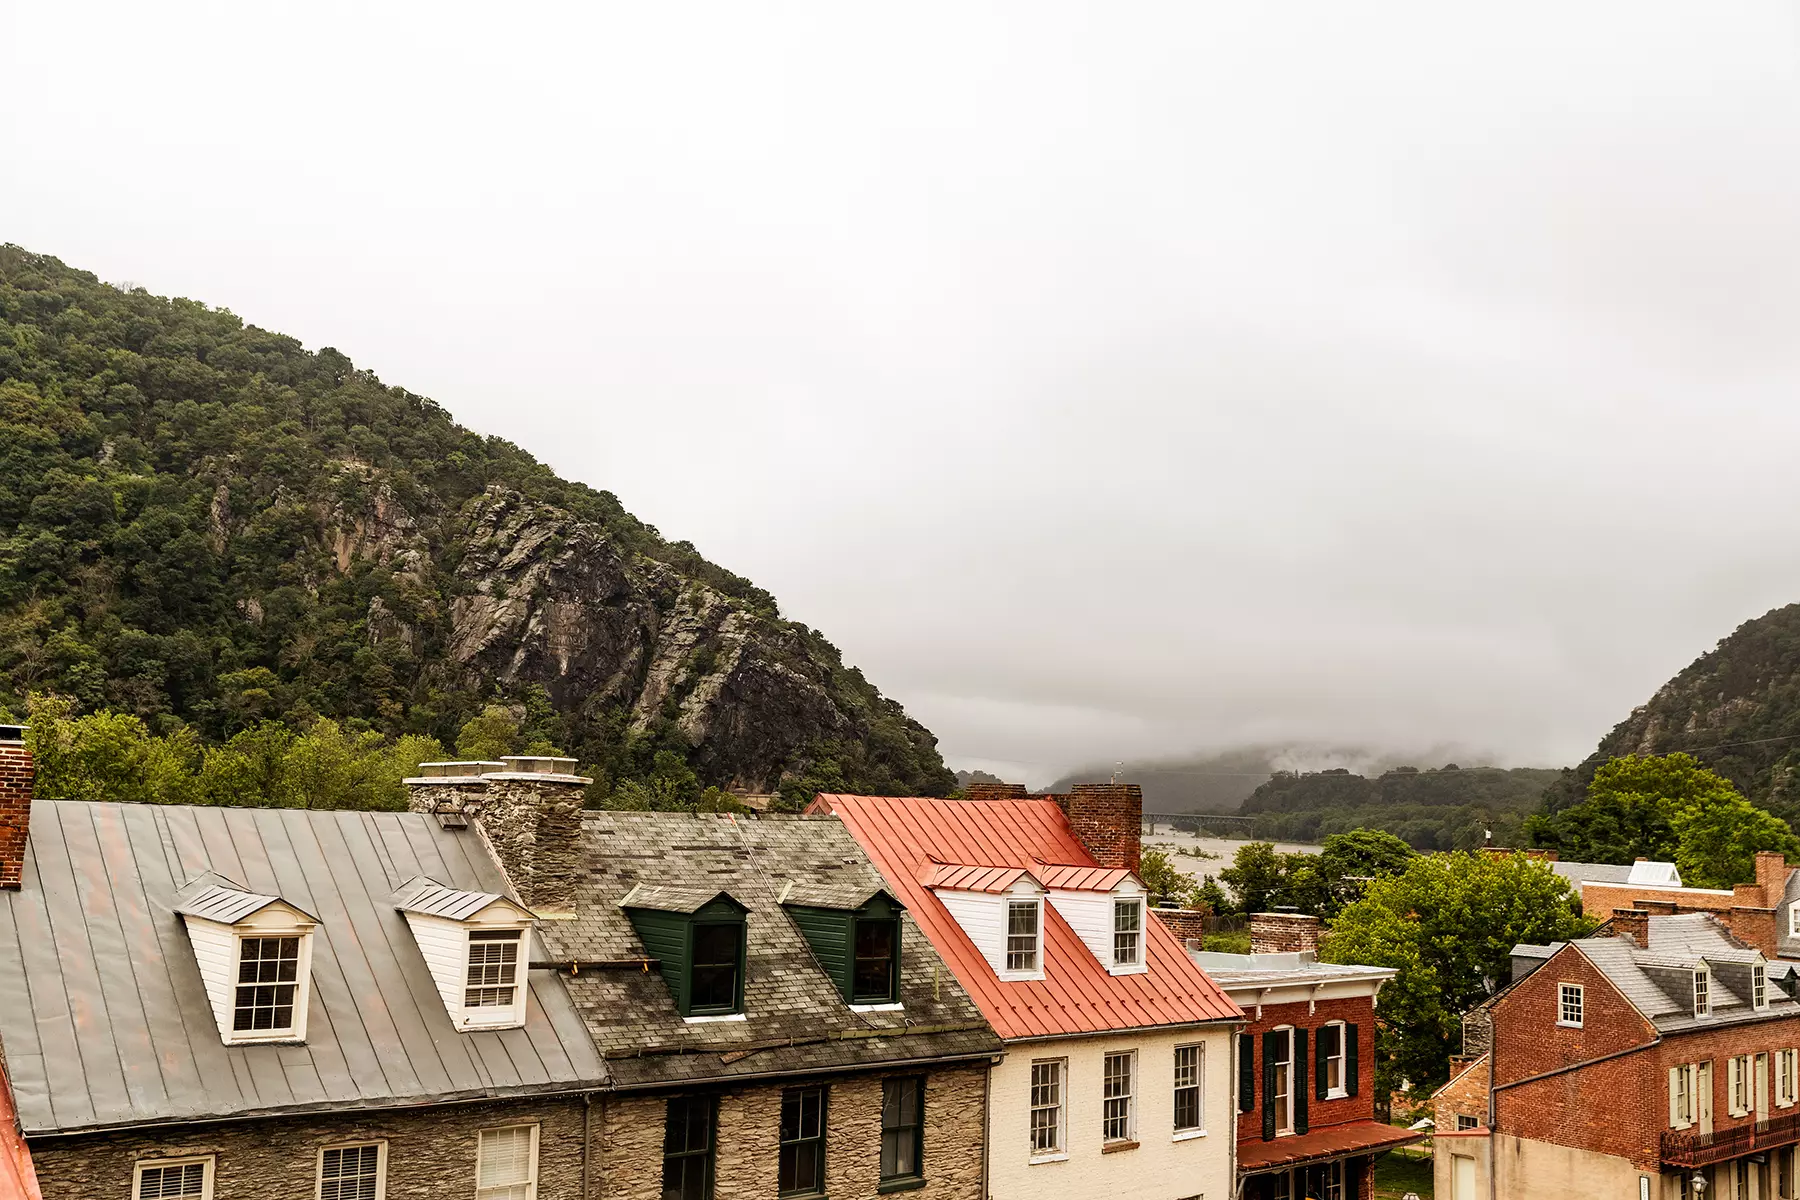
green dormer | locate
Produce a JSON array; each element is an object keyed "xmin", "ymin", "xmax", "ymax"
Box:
[
  {"xmin": 620, "ymin": 885, "xmax": 749, "ymax": 1017},
  {"xmin": 780, "ymin": 883, "xmax": 905, "ymax": 1006}
]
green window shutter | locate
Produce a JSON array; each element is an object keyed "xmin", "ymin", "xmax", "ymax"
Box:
[
  {"xmin": 1294, "ymin": 1028, "xmax": 1309, "ymax": 1135},
  {"xmin": 625, "ymin": 909, "xmax": 694, "ymax": 1013},
  {"xmin": 1261, "ymin": 1031, "xmax": 1278, "ymax": 1141},
  {"xmin": 1238, "ymin": 1034, "xmax": 1255, "ymax": 1114},
  {"xmin": 787, "ymin": 906, "xmax": 854, "ymax": 998},
  {"xmin": 1346, "ymin": 1022, "xmax": 1360, "ymax": 1098}
]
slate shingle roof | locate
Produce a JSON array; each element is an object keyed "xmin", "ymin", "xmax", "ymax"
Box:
[
  {"xmin": 539, "ymin": 812, "xmax": 1001, "ymax": 1090},
  {"xmin": 0, "ymin": 800, "xmax": 606, "ymax": 1135}
]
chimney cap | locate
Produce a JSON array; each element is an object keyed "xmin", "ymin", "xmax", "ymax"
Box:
[
  {"xmin": 0, "ymin": 724, "xmax": 25, "ymax": 744},
  {"xmin": 415, "ymin": 761, "xmax": 506, "ymax": 779}
]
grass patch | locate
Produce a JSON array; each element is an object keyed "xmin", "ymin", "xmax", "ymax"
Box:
[{"xmin": 1372, "ymin": 1147, "xmax": 1434, "ymax": 1199}]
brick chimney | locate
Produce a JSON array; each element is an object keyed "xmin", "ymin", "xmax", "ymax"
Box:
[
  {"xmin": 1062, "ymin": 783, "xmax": 1142, "ymax": 874},
  {"xmin": 1756, "ymin": 851, "xmax": 1792, "ymax": 906},
  {"xmin": 965, "ymin": 783, "xmax": 1030, "ymax": 802},
  {"xmin": 405, "ymin": 757, "xmax": 590, "ymax": 917},
  {"xmin": 1611, "ymin": 907, "xmax": 1649, "ymax": 949},
  {"xmin": 0, "ymin": 725, "xmax": 31, "ymax": 890},
  {"xmin": 1250, "ymin": 911, "xmax": 1321, "ymax": 955}
]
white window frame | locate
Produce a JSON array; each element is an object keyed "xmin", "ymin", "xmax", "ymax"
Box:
[
  {"xmin": 1730, "ymin": 1055, "xmax": 1753, "ymax": 1118},
  {"xmin": 1102, "ymin": 1049, "xmax": 1137, "ymax": 1144},
  {"xmin": 134, "ymin": 1156, "xmax": 215, "ymax": 1200},
  {"xmin": 461, "ymin": 926, "xmax": 529, "ymax": 1029},
  {"xmin": 1322, "ymin": 1020, "xmax": 1348, "ymax": 1098},
  {"xmin": 1755, "ymin": 963, "xmax": 1770, "ymax": 1012},
  {"xmin": 1671, "ymin": 1063, "xmax": 1696, "ymax": 1129},
  {"xmin": 1270, "ymin": 1026, "xmax": 1295, "ymax": 1136},
  {"xmin": 1003, "ymin": 898, "xmax": 1043, "ymax": 978},
  {"xmin": 1779, "ymin": 1049, "xmax": 1799, "ymax": 1109},
  {"xmin": 1694, "ymin": 967, "xmax": 1710, "ymax": 1018},
  {"xmin": 317, "ymin": 1141, "xmax": 387, "ymax": 1200},
  {"xmin": 1028, "ymin": 1058, "xmax": 1067, "ymax": 1161},
  {"xmin": 1172, "ymin": 1042, "xmax": 1205, "ymax": 1136},
  {"xmin": 227, "ymin": 929, "xmax": 313, "ymax": 1044},
  {"xmin": 1557, "ymin": 983, "xmax": 1584, "ymax": 1029},
  {"xmin": 1790, "ymin": 903, "xmax": 1800, "ymax": 938},
  {"xmin": 1111, "ymin": 897, "xmax": 1143, "ymax": 969},
  {"xmin": 475, "ymin": 1124, "xmax": 539, "ymax": 1200}
]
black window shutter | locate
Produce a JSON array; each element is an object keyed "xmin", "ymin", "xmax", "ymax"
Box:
[
  {"xmin": 1315, "ymin": 1025, "xmax": 1329, "ymax": 1101},
  {"xmin": 1347, "ymin": 1022, "xmax": 1360, "ymax": 1098},
  {"xmin": 1261, "ymin": 1031, "xmax": 1278, "ymax": 1141},
  {"xmin": 1294, "ymin": 1028, "xmax": 1309, "ymax": 1135},
  {"xmin": 1238, "ymin": 1033, "xmax": 1255, "ymax": 1114}
]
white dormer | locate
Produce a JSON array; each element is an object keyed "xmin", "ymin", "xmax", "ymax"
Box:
[
  {"xmin": 1036, "ymin": 864, "xmax": 1150, "ymax": 976},
  {"xmin": 173, "ymin": 873, "xmax": 320, "ymax": 1045},
  {"xmin": 394, "ymin": 876, "xmax": 536, "ymax": 1030},
  {"xmin": 923, "ymin": 863, "xmax": 1048, "ymax": 982}
]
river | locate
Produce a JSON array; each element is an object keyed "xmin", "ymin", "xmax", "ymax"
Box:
[{"xmin": 1143, "ymin": 828, "xmax": 1321, "ymax": 884}]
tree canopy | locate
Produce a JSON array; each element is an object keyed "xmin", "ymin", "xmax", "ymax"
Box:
[{"xmin": 1216, "ymin": 830, "xmax": 1416, "ymax": 920}]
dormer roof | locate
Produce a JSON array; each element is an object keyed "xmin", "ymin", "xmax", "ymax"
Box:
[
  {"xmin": 918, "ymin": 863, "xmax": 1043, "ymax": 893},
  {"xmin": 391, "ymin": 876, "xmax": 534, "ymax": 923},
  {"xmin": 1034, "ymin": 863, "xmax": 1137, "ymax": 892},
  {"xmin": 618, "ymin": 884, "xmax": 747, "ymax": 915},
  {"xmin": 777, "ymin": 881, "xmax": 903, "ymax": 912},
  {"xmin": 172, "ymin": 872, "xmax": 319, "ymax": 926}
]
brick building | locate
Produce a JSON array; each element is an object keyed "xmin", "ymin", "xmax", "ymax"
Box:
[
  {"xmin": 1188, "ymin": 912, "xmax": 1421, "ymax": 1199},
  {"xmin": 1434, "ymin": 909, "xmax": 1800, "ymax": 1200},
  {"xmin": 817, "ymin": 785, "xmax": 1246, "ymax": 1200}
]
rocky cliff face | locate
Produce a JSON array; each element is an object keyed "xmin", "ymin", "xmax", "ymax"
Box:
[{"xmin": 1547, "ymin": 603, "xmax": 1800, "ymax": 820}]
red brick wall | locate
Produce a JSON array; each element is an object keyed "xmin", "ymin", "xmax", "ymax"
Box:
[
  {"xmin": 1580, "ymin": 882, "xmax": 1734, "ymax": 921},
  {"xmin": 0, "ymin": 743, "xmax": 32, "ymax": 890},
  {"xmin": 1433, "ymin": 1055, "xmax": 1488, "ymax": 1133},
  {"xmin": 1151, "ymin": 908, "xmax": 1210, "ymax": 945},
  {"xmin": 1234, "ymin": 995, "xmax": 1379, "ymax": 1145},
  {"xmin": 1063, "ymin": 783, "xmax": 1141, "ymax": 874},
  {"xmin": 1249, "ymin": 913, "xmax": 1320, "ymax": 955},
  {"xmin": 964, "ymin": 784, "xmax": 1029, "ymax": 801},
  {"xmin": 1653, "ymin": 1020, "xmax": 1800, "ymax": 1140}
]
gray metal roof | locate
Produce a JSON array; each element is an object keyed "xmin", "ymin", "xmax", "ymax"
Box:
[
  {"xmin": 170, "ymin": 871, "xmax": 318, "ymax": 925},
  {"xmin": 390, "ymin": 875, "xmax": 521, "ymax": 921},
  {"xmin": 1549, "ymin": 859, "xmax": 1683, "ymax": 887},
  {"xmin": 0, "ymin": 800, "xmax": 606, "ymax": 1135},
  {"xmin": 545, "ymin": 812, "xmax": 1001, "ymax": 1089},
  {"xmin": 1188, "ymin": 949, "xmax": 1394, "ymax": 988}
]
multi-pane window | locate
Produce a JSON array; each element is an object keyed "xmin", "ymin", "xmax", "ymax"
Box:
[
  {"xmin": 1271, "ymin": 1169, "xmax": 1292, "ymax": 1200},
  {"xmin": 1102, "ymin": 1050, "xmax": 1136, "ymax": 1143},
  {"xmin": 778, "ymin": 1086, "xmax": 827, "ymax": 1196},
  {"xmin": 1271, "ymin": 1029, "xmax": 1294, "ymax": 1135},
  {"xmin": 135, "ymin": 1158, "xmax": 210, "ymax": 1200},
  {"xmin": 662, "ymin": 1096, "xmax": 716, "ymax": 1200},
  {"xmin": 1779, "ymin": 1050, "xmax": 1799, "ymax": 1108},
  {"xmin": 1112, "ymin": 899, "xmax": 1141, "ymax": 967},
  {"xmin": 1320, "ymin": 1023, "xmax": 1346, "ymax": 1096},
  {"xmin": 1730, "ymin": 1055, "xmax": 1754, "ymax": 1117},
  {"xmin": 1322, "ymin": 1159, "xmax": 1344, "ymax": 1200},
  {"xmin": 1672, "ymin": 1063, "xmax": 1695, "ymax": 1128},
  {"xmin": 1756, "ymin": 964, "xmax": 1769, "ymax": 1010},
  {"xmin": 880, "ymin": 1076, "xmax": 924, "ymax": 1184},
  {"xmin": 233, "ymin": 936, "xmax": 301, "ymax": 1033},
  {"xmin": 1173, "ymin": 1044, "xmax": 1203, "ymax": 1132},
  {"xmin": 1694, "ymin": 969, "xmax": 1710, "ymax": 1017},
  {"xmin": 1006, "ymin": 901, "xmax": 1040, "ymax": 973},
  {"xmin": 853, "ymin": 918, "xmax": 898, "ymax": 1003},
  {"xmin": 691, "ymin": 922, "xmax": 742, "ymax": 1013},
  {"xmin": 319, "ymin": 1143, "xmax": 383, "ymax": 1200},
  {"xmin": 466, "ymin": 930, "xmax": 522, "ymax": 1010},
  {"xmin": 1791, "ymin": 904, "xmax": 1800, "ymax": 938},
  {"xmin": 1457, "ymin": 1115, "xmax": 1480, "ymax": 1131},
  {"xmin": 1557, "ymin": 983, "xmax": 1583, "ymax": 1028},
  {"xmin": 475, "ymin": 1126, "xmax": 536, "ymax": 1200},
  {"xmin": 1029, "ymin": 1059, "xmax": 1064, "ymax": 1155}
]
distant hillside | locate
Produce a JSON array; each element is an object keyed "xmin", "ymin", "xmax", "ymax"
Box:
[
  {"xmin": 1239, "ymin": 764, "xmax": 1561, "ymax": 850},
  {"xmin": 1541, "ymin": 603, "xmax": 1800, "ymax": 826},
  {"xmin": 0, "ymin": 246, "xmax": 954, "ymax": 804}
]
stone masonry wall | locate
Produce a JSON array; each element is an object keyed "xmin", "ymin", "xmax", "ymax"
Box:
[
  {"xmin": 29, "ymin": 1095, "xmax": 594, "ymax": 1200},
  {"xmin": 601, "ymin": 1064, "xmax": 988, "ymax": 1200},
  {"xmin": 0, "ymin": 741, "xmax": 31, "ymax": 889},
  {"xmin": 405, "ymin": 776, "xmax": 586, "ymax": 915}
]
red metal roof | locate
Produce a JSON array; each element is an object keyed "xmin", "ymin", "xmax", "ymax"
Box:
[
  {"xmin": 815, "ymin": 795, "xmax": 1243, "ymax": 1040},
  {"xmin": 1236, "ymin": 1121, "xmax": 1424, "ymax": 1172},
  {"xmin": 918, "ymin": 863, "xmax": 1040, "ymax": 893},
  {"xmin": 0, "ymin": 1056, "xmax": 42, "ymax": 1200},
  {"xmin": 1033, "ymin": 862, "xmax": 1134, "ymax": 892}
]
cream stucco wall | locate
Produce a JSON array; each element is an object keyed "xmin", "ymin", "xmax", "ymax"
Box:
[
  {"xmin": 1435, "ymin": 1131, "xmax": 1665, "ymax": 1200},
  {"xmin": 987, "ymin": 1025, "xmax": 1235, "ymax": 1200}
]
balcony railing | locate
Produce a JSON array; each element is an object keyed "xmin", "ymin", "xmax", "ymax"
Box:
[{"xmin": 1662, "ymin": 1112, "xmax": 1800, "ymax": 1168}]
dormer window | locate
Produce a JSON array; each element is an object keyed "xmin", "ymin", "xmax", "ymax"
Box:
[
  {"xmin": 393, "ymin": 876, "xmax": 535, "ymax": 1031},
  {"xmin": 1695, "ymin": 967, "xmax": 1711, "ymax": 1017},
  {"xmin": 622, "ymin": 886, "xmax": 749, "ymax": 1019},
  {"xmin": 853, "ymin": 915, "xmax": 900, "ymax": 1004},
  {"xmin": 1113, "ymin": 898, "xmax": 1143, "ymax": 968},
  {"xmin": 174, "ymin": 873, "xmax": 319, "ymax": 1046},
  {"xmin": 781, "ymin": 885, "xmax": 905, "ymax": 1008},
  {"xmin": 1007, "ymin": 899, "xmax": 1042, "ymax": 972},
  {"xmin": 1755, "ymin": 963, "xmax": 1769, "ymax": 1011}
]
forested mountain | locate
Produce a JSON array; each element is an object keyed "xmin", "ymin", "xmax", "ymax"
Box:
[
  {"xmin": 1239, "ymin": 764, "xmax": 1561, "ymax": 850},
  {"xmin": 1537, "ymin": 603, "xmax": 1800, "ymax": 827},
  {"xmin": 0, "ymin": 246, "xmax": 954, "ymax": 805}
]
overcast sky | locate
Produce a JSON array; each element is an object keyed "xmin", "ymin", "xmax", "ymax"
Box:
[{"xmin": 8, "ymin": 3, "xmax": 1800, "ymax": 784}]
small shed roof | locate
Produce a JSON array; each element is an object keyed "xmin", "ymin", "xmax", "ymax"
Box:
[
  {"xmin": 1033, "ymin": 863, "xmax": 1136, "ymax": 892},
  {"xmin": 917, "ymin": 863, "xmax": 1041, "ymax": 893},
  {"xmin": 171, "ymin": 871, "xmax": 320, "ymax": 925}
]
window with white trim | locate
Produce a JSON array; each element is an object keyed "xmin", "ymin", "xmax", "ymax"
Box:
[
  {"xmin": 1671, "ymin": 1062, "xmax": 1696, "ymax": 1129},
  {"xmin": 1457, "ymin": 1115, "xmax": 1480, "ymax": 1131},
  {"xmin": 1029, "ymin": 1059, "xmax": 1065, "ymax": 1156},
  {"xmin": 1557, "ymin": 983, "xmax": 1583, "ymax": 1028},
  {"xmin": 1780, "ymin": 1049, "xmax": 1799, "ymax": 1109},
  {"xmin": 1006, "ymin": 900, "xmax": 1041, "ymax": 973},
  {"xmin": 233, "ymin": 936, "xmax": 304, "ymax": 1038},
  {"xmin": 1755, "ymin": 963, "xmax": 1769, "ymax": 1011},
  {"xmin": 476, "ymin": 1125, "xmax": 538, "ymax": 1200},
  {"xmin": 466, "ymin": 930, "xmax": 523, "ymax": 1011},
  {"xmin": 1112, "ymin": 898, "xmax": 1142, "ymax": 968},
  {"xmin": 1102, "ymin": 1050, "xmax": 1136, "ymax": 1143},
  {"xmin": 1173, "ymin": 1043, "xmax": 1204, "ymax": 1133},
  {"xmin": 318, "ymin": 1142, "xmax": 385, "ymax": 1200},
  {"xmin": 1270, "ymin": 1027, "xmax": 1295, "ymax": 1136},
  {"xmin": 135, "ymin": 1157, "xmax": 213, "ymax": 1200},
  {"xmin": 1321, "ymin": 1021, "xmax": 1347, "ymax": 1097},
  {"xmin": 1729, "ymin": 1055, "xmax": 1753, "ymax": 1117},
  {"xmin": 1694, "ymin": 968, "xmax": 1710, "ymax": 1018},
  {"xmin": 1790, "ymin": 903, "xmax": 1800, "ymax": 938}
]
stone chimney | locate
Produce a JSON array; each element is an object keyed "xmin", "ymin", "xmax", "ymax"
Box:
[
  {"xmin": 1062, "ymin": 783, "xmax": 1142, "ymax": 874},
  {"xmin": 965, "ymin": 783, "xmax": 1030, "ymax": 802},
  {"xmin": 405, "ymin": 757, "xmax": 591, "ymax": 917},
  {"xmin": 1250, "ymin": 911, "xmax": 1321, "ymax": 955},
  {"xmin": 0, "ymin": 725, "xmax": 29, "ymax": 890},
  {"xmin": 1611, "ymin": 907, "xmax": 1649, "ymax": 949}
]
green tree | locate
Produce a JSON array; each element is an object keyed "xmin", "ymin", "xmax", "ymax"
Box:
[
  {"xmin": 1219, "ymin": 842, "xmax": 1289, "ymax": 913},
  {"xmin": 1139, "ymin": 846, "xmax": 1202, "ymax": 907},
  {"xmin": 456, "ymin": 704, "xmax": 520, "ymax": 762},
  {"xmin": 1322, "ymin": 851, "xmax": 1594, "ymax": 1097}
]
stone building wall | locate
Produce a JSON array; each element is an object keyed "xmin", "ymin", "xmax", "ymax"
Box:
[
  {"xmin": 29, "ymin": 1095, "xmax": 594, "ymax": 1200},
  {"xmin": 600, "ymin": 1064, "xmax": 988, "ymax": 1200}
]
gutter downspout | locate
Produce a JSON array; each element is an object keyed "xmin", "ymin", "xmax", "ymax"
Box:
[
  {"xmin": 1231, "ymin": 1025, "xmax": 1244, "ymax": 1200},
  {"xmin": 981, "ymin": 1057, "xmax": 994, "ymax": 1199},
  {"xmin": 582, "ymin": 1093, "xmax": 593, "ymax": 1199},
  {"xmin": 1486, "ymin": 1043, "xmax": 1496, "ymax": 1200}
]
